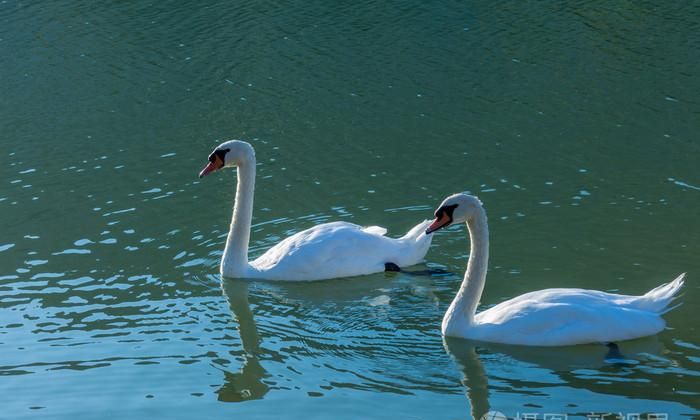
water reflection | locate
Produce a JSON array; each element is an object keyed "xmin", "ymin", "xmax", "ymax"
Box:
[
  {"xmin": 444, "ymin": 338, "xmax": 491, "ymax": 419},
  {"xmin": 214, "ymin": 271, "xmax": 459, "ymax": 401},
  {"xmin": 217, "ymin": 279, "xmax": 269, "ymax": 402},
  {"xmin": 443, "ymin": 336, "xmax": 673, "ymax": 418},
  {"xmin": 215, "ymin": 271, "xmax": 696, "ymax": 416}
]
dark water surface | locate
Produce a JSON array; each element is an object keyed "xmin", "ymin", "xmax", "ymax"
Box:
[{"xmin": 1, "ymin": 0, "xmax": 699, "ymax": 418}]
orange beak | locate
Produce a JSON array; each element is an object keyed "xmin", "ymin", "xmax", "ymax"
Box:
[
  {"xmin": 426, "ymin": 213, "xmax": 452, "ymax": 234},
  {"xmin": 199, "ymin": 156, "xmax": 224, "ymax": 178}
]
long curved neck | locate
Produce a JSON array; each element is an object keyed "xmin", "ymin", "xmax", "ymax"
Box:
[
  {"xmin": 221, "ymin": 155, "xmax": 256, "ymax": 277},
  {"xmin": 443, "ymin": 208, "xmax": 489, "ymax": 332}
]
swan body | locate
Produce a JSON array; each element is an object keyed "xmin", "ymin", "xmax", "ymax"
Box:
[
  {"xmin": 249, "ymin": 220, "xmax": 432, "ymax": 281},
  {"xmin": 456, "ymin": 281, "xmax": 684, "ymax": 346},
  {"xmin": 199, "ymin": 140, "xmax": 433, "ymax": 281},
  {"xmin": 427, "ymin": 193, "xmax": 685, "ymax": 346}
]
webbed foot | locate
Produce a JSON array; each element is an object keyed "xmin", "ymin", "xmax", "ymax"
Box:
[{"xmin": 384, "ymin": 262, "xmax": 401, "ymax": 272}]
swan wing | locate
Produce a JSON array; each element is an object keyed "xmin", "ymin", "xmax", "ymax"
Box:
[
  {"xmin": 472, "ymin": 288, "xmax": 666, "ymax": 346},
  {"xmin": 250, "ymin": 222, "xmax": 405, "ymax": 280}
]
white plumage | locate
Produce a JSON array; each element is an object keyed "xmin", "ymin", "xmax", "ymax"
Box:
[
  {"xmin": 199, "ymin": 140, "xmax": 433, "ymax": 281},
  {"xmin": 428, "ymin": 193, "xmax": 685, "ymax": 346},
  {"xmin": 249, "ymin": 220, "xmax": 431, "ymax": 281}
]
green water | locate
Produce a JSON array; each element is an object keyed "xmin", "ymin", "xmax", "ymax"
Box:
[{"xmin": 1, "ymin": 0, "xmax": 699, "ymax": 418}]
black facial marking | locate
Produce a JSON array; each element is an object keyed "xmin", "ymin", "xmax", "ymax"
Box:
[
  {"xmin": 208, "ymin": 148, "xmax": 231, "ymax": 164},
  {"xmin": 434, "ymin": 204, "xmax": 458, "ymax": 220}
]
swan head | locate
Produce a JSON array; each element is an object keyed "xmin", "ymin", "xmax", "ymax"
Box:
[
  {"xmin": 426, "ymin": 193, "xmax": 483, "ymax": 234},
  {"xmin": 199, "ymin": 140, "xmax": 256, "ymax": 178}
]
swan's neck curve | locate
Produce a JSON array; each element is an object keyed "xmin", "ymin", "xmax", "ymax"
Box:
[
  {"xmin": 442, "ymin": 207, "xmax": 489, "ymax": 334},
  {"xmin": 221, "ymin": 155, "xmax": 256, "ymax": 277}
]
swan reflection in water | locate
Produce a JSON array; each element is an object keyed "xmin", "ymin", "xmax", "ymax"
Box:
[
  {"xmin": 212, "ymin": 274, "xmax": 682, "ymax": 415},
  {"xmin": 216, "ymin": 279, "xmax": 270, "ymax": 402},
  {"xmin": 442, "ymin": 336, "xmax": 665, "ymax": 419}
]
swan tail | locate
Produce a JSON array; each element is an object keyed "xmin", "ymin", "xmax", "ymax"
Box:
[
  {"xmin": 634, "ymin": 273, "xmax": 685, "ymax": 314},
  {"xmin": 400, "ymin": 219, "xmax": 432, "ymax": 242}
]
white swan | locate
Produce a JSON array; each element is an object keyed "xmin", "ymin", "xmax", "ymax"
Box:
[
  {"xmin": 198, "ymin": 140, "xmax": 433, "ymax": 281},
  {"xmin": 426, "ymin": 193, "xmax": 685, "ymax": 346}
]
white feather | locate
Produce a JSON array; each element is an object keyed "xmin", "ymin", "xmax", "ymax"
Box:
[
  {"xmin": 203, "ymin": 140, "xmax": 433, "ymax": 281},
  {"xmin": 249, "ymin": 220, "xmax": 433, "ymax": 281},
  {"xmin": 435, "ymin": 193, "xmax": 685, "ymax": 346}
]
